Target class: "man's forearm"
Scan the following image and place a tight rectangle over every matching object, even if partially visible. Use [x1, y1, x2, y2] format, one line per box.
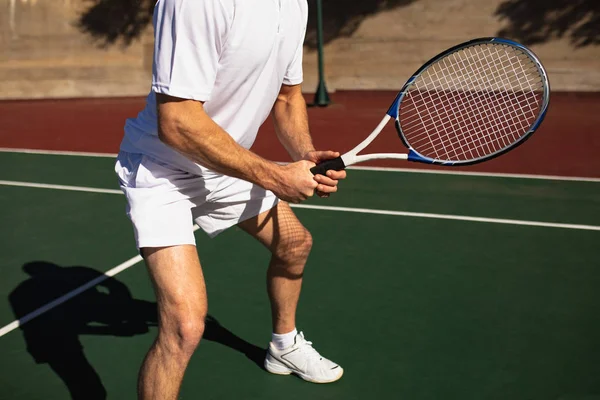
[272, 87, 315, 161]
[157, 97, 280, 190]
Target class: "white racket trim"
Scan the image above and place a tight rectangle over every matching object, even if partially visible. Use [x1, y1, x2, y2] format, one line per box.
[340, 115, 409, 166]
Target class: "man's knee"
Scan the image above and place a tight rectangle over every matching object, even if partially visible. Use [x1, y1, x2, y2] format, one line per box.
[175, 317, 205, 354]
[159, 309, 206, 357]
[274, 227, 313, 265]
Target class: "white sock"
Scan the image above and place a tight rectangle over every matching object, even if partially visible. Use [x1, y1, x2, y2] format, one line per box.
[271, 328, 298, 350]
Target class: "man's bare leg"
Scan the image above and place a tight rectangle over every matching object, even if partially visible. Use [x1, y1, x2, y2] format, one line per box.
[138, 245, 207, 400]
[237, 201, 312, 334]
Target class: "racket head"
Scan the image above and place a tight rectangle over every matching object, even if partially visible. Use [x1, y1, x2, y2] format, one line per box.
[388, 37, 550, 166]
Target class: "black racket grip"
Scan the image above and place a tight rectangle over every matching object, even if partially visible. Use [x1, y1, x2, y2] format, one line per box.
[310, 156, 346, 176]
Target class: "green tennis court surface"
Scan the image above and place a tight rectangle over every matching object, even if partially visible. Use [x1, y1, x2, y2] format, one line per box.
[0, 152, 599, 400]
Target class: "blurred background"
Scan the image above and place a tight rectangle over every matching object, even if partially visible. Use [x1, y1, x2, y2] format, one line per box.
[1, 0, 599, 99]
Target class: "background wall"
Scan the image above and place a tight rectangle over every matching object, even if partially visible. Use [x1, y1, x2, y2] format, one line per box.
[1, 0, 599, 99]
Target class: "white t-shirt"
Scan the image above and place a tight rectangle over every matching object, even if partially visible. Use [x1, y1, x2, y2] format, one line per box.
[120, 0, 308, 175]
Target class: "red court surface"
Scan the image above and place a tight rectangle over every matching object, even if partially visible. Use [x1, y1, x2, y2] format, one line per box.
[0, 91, 598, 177]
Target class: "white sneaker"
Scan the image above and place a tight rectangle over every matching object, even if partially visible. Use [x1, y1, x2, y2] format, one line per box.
[264, 331, 343, 383]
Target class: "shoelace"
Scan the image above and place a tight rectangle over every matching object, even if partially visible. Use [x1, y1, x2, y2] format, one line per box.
[296, 333, 323, 360]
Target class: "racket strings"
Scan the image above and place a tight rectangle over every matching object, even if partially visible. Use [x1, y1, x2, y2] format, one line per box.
[398, 43, 545, 162]
[407, 48, 539, 159]
[404, 47, 542, 160]
[402, 76, 532, 159]
[461, 46, 539, 158]
[401, 61, 540, 136]
[438, 47, 536, 159]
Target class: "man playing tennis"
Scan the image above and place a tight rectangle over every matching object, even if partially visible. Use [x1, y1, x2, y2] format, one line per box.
[114, 0, 345, 398]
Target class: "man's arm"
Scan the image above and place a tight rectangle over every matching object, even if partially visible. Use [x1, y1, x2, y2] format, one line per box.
[271, 84, 315, 161]
[272, 84, 347, 194]
[156, 94, 317, 203]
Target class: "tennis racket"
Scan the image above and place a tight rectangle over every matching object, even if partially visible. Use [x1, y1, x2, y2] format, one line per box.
[310, 37, 550, 175]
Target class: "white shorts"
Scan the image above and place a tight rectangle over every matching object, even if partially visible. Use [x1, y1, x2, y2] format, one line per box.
[115, 151, 279, 248]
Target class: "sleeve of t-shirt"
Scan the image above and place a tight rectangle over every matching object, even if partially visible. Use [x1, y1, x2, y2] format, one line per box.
[151, 0, 230, 101]
[283, 7, 308, 86]
[283, 39, 305, 86]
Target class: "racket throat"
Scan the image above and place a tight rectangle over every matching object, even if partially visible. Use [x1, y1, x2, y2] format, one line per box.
[340, 153, 353, 166]
[346, 153, 408, 165]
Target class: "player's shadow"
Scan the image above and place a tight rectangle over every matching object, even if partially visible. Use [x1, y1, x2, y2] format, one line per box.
[8, 261, 265, 400]
[495, 0, 600, 47]
[203, 315, 267, 370]
[8, 261, 157, 399]
[76, 0, 418, 47]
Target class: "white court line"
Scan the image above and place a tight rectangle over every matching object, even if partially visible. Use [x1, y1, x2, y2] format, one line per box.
[0, 179, 598, 338]
[292, 204, 600, 232]
[1, 147, 598, 182]
[348, 166, 600, 183]
[0, 147, 118, 158]
[1, 179, 598, 232]
[0, 180, 122, 194]
[0, 226, 200, 338]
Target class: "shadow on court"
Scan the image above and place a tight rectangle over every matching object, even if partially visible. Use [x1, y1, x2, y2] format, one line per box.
[8, 262, 156, 399]
[8, 261, 264, 399]
[203, 316, 266, 371]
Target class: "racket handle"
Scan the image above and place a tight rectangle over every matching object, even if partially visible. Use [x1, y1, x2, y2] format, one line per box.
[310, 156, 346, 175]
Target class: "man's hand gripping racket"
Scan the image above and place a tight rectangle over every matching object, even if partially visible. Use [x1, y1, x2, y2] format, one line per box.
[311, 37, 550, 176]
